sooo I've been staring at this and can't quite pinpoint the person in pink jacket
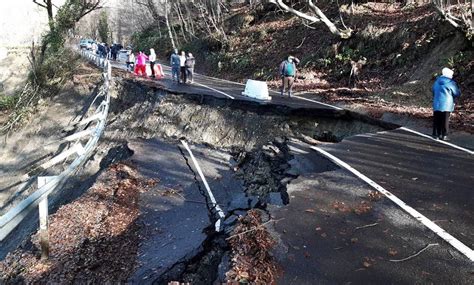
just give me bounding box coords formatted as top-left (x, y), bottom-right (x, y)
top-left (134, 51), bottom-right (148, 76)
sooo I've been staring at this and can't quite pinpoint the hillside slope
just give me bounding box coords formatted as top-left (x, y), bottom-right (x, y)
top-left (134, 3), bottom-right (472, 132)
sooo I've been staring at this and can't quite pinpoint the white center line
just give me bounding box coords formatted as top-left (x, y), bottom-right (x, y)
top-left (192, 82), bottom-right (235, 100)
top-left (311, 146), bottom-right (474, 262)
top-left (180, 140), bottom-right (226, 232)
top-left (292, 95), bottom-right (344, 110)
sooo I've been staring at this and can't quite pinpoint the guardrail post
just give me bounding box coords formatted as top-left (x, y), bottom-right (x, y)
top-left (107, 61), bottom-right (112, 80)
top-left (37, 176), bottom-right (55, 260)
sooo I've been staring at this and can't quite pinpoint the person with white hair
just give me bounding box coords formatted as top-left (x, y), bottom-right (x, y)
top-left (149, 48), bottom-right (156, 78)
top-left (185, 52), bottom-right (195, 84)
top-left (432, 67), bottom-right (461, 140)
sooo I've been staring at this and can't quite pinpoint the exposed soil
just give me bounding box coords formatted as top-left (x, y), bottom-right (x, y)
top-left (109, 78), bottom-right (386, 152)
top-left (0, 61), bottom-right (103, 216)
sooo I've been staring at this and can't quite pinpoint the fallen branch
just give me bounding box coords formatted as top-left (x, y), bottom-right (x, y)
top-left (390, 243), bottom-right (439, 262)
top-left (354, 222), bottom-right (378, 231)
top-left (296, 37), bottom-right (307, 49)
top-left (226, 218), bottom-right (284, 240)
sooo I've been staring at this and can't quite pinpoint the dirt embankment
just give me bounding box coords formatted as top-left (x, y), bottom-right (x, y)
top-left (0, 163), bottom-right (146, 283)
top-left (0, 62), bottom-right (103, 216)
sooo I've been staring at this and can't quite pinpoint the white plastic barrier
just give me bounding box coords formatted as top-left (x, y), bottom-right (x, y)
top-left (241, 79), bottom-right (271, 101)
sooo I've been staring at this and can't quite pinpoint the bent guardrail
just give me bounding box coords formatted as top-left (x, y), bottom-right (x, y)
top-left (0, 52), bottom-right (111, 259)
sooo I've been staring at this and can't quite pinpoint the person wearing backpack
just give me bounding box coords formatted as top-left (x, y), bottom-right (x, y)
top-left (279, 56), bottom-right (300, 97)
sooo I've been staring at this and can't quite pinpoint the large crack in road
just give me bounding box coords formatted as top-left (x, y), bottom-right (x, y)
top-left (9, 74), bottom-right (471, 284)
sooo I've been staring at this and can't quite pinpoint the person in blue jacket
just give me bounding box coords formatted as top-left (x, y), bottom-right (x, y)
top-left (432, 67), bottom-right (461, 140)
top-left (170, 49), bottom-right (181, 82)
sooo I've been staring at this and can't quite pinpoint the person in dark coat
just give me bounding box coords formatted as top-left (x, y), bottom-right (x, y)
top-left (432, 67), bottom-right (461, 141)
top-left (170, 49), bottom-right (180, 82)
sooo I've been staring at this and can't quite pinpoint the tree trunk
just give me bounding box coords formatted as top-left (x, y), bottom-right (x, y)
top-left (164, 0), bottom-right (176, 49)
top-left (268, 0), bottom-right (352, 39)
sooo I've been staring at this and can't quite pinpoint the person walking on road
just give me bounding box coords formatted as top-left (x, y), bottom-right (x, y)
top-left (170, 49), bottom-right (180, 82)
top-left (126, 50), bottom-right (135, 72)
top-left (135, 51), bottom-right (148, 77)
top-left (179, 51), bottom-right (187, 84)
top-left (185, 52), bottom-right (195, 84)
top-left (432, 67), bottom-right (461, 141)
top-left (149, 48), bottom-right (157, 78)
top-left (279, 55), bottom-right (300, 97)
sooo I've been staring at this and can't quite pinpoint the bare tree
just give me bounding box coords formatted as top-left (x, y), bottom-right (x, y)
top-left (33, 0), bottom-right (54, 22)
top-left (268, 0), bottom-right (352, 39)
top-left (164, 0), bottom-right (177, 49)
top-left (35, 0), bottom-right (103, 64)
top-left (432, 0), bottom-right (473, 38)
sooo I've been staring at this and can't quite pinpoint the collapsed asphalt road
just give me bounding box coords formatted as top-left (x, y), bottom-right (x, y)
top-left (1, 57), bottom-right (473, 284)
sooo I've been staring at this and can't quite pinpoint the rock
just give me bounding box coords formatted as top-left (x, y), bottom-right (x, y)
top-left (248, 195), bottom-right (259, 208)
top-left (274, 136), bottom-right (285, 145)
top-left (267, 192), bottom-right (284, 206)
top-left (228, 193), bottom-right (249, 211)
top-left (285, 158), bottom-right (301, 176)
top-left (223, 215), bottom-right (238, 227)
top-left (228, 193), bottom-right (259, 211)
top-left (280, 177), bottom-right (293, 185)
top-left (262, 144), bottom-right (280, 154)
top-left (214, 252), bottom-right (230, 285)
top-left (233, 210), bottom-right (247, 217)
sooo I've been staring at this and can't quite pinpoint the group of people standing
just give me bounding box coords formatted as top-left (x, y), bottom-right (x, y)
top-left (125, 48), bottom-right (164, 79)
top-left (170, 49), bottom-right (195, 84)
top-left (122, 47), bottom-right (460, 141)
top-left (125, 48), bottom-right (195, 84)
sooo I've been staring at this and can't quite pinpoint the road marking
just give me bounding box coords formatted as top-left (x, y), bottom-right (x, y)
top-left (399, 127), bottom-right (473, 155)
top-left (311, 146), bottom-right (474, 262)
top-left (115, 60), bottom-right (343, 109)
top-left (192, 82), bottom-right (235, 100)
top-left (180, 140), bottom-right (226, 232)
top-left (292, 95), bottom-right (343, 110)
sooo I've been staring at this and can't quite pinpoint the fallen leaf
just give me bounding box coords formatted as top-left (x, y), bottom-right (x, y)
top-left (315, 227), bottom-right (322, 231)
top-left (351, 238), bottom-right (358, 243)
top-left (388, 248), bottom-right (398, 256)
top-left (363, 261), bottom-right (371, 268)
top-left (305, 209), bottom-right (316, 213)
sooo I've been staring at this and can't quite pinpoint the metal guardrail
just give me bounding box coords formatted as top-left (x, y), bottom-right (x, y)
top-left (0, 51), bottom-right (111, 259)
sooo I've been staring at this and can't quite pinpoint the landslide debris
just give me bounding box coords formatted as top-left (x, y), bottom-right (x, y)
top-left (0, 163), bottom-right (150, 283)
top-left (225, 209), bottom-right (279, 284)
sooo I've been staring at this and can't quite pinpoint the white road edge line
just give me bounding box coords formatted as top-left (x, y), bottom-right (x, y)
top-left (189, 82), bottom-right (235, 100)
top-left (399, 127), bottom-right (473, 155)
top-left (180, 140), bottom-right (226, 232)
top-left (292, 95), bottom-right (344, 110)
top-left (311, 146), bottom-right (474, 262)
